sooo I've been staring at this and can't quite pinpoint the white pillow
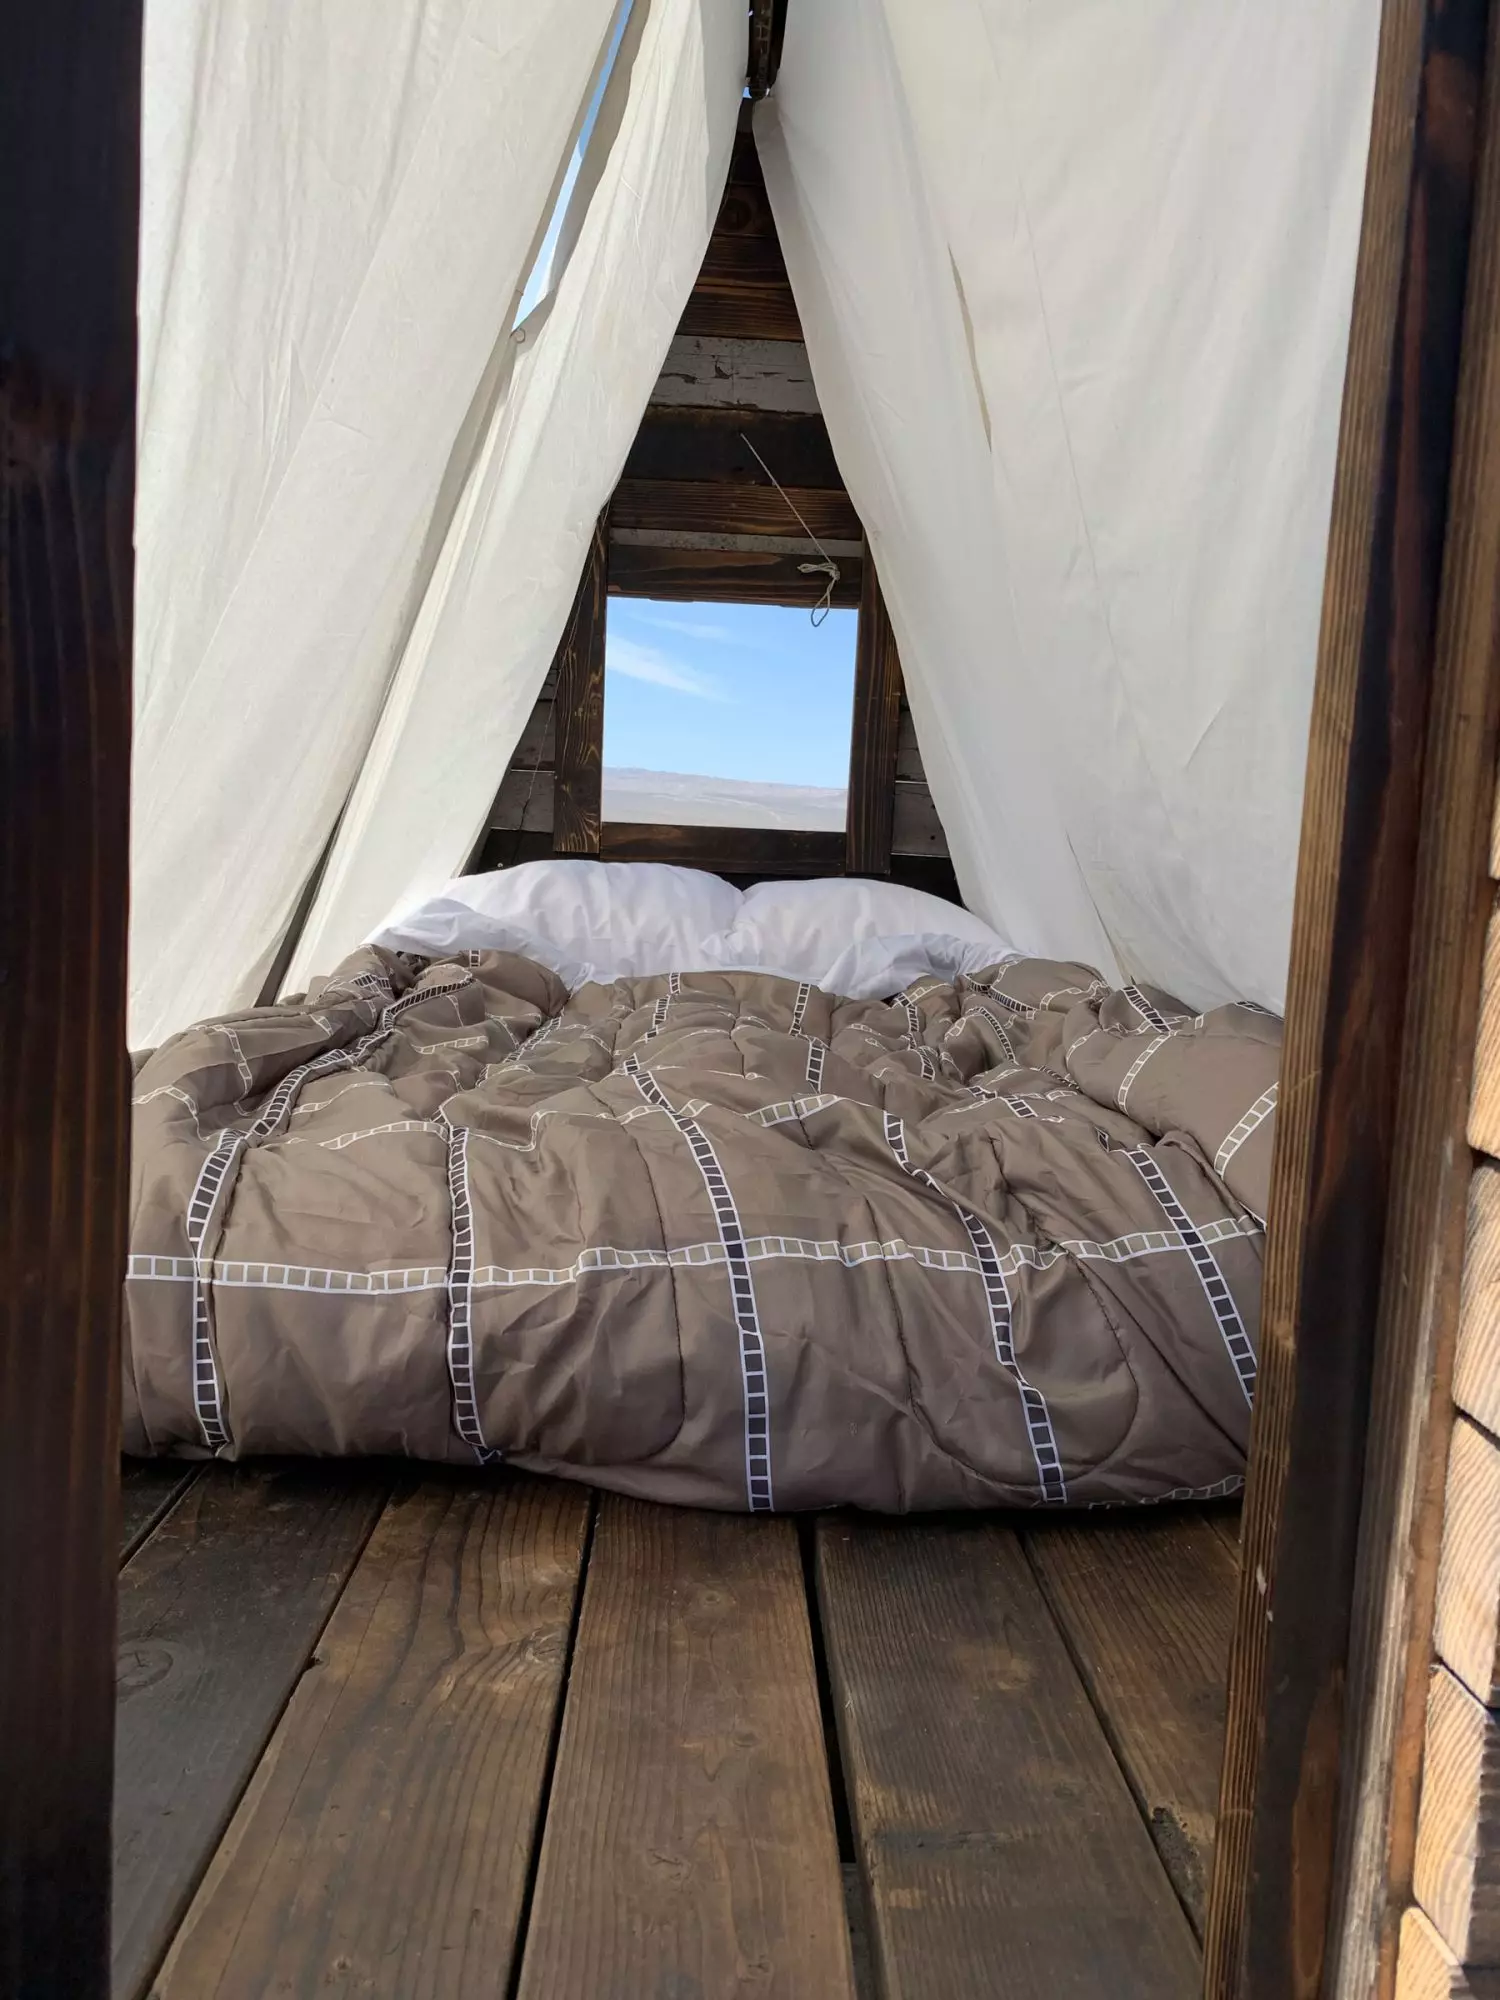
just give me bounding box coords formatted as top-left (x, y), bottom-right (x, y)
top-left (368, 859), bottom-right (743, 983)
top-left (699, 878), bottom-right (1011, 993)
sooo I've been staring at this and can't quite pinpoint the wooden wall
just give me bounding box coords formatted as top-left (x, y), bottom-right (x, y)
top-left (1392, 885), bottom-right (1500, 1999)
top-left (477, 119), bottom-right (954, 894)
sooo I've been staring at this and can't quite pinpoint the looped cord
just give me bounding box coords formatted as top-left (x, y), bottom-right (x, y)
top-left (738, 432), bottom-right (842, 626)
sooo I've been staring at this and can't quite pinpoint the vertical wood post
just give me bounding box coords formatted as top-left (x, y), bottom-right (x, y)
top-left (1204, 3), bottom-right (1493, 1995)
top-left (0, 3), bottom-right (141, 1994)
top-left (1330, 6), bottom-right (1500, 1991)
top-left (845, 559), bottom-right (903, 879)
top-left (552, 512), bottom-right (610, 856)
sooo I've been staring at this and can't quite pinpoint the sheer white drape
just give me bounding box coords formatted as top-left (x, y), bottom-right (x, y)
top-left (131, 0), bottom-right (622, 1046)
top-left (760, 0), bottom-right (1379, 1010)
top-left (286, 0), bottom-right (747, 990)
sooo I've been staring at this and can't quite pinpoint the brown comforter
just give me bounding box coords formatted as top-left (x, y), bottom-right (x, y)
top-left (125, 948), bottom-right (1279, 1511)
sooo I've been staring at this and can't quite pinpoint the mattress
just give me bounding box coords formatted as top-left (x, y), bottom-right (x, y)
top-left (124, 946), bottom-right (1277, 1511)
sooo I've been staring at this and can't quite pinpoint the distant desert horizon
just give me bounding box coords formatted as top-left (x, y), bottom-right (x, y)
top-left (602, 766), bottom-right (848, 831)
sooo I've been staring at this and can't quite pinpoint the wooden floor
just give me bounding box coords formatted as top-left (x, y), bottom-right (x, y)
top-left (115, 1460), bottom-right (1239, 2000)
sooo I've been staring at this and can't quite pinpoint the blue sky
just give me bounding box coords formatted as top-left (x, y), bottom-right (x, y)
top-left (603, 599), bottom-right (858, 786)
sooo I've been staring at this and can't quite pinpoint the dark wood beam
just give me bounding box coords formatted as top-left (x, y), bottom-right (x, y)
top-left (608, 541), bottom-right (863, 608)
top-left (748, 0), bottom-right (778, 100)
top-left (1203, 3), bottom-right (1494, 1995)
top-left (0, 2), bottom-right (141, 1992)
top-left (601, 824), bottom-right (846, 876)
top-left (624, 409), bottom-right (844, 489)
top-left (845, 564), bottom-right (903, 877)
top-left (552, 513), bottom-right (610, 856)
top-left (612, 477), bottom-right (860, 543)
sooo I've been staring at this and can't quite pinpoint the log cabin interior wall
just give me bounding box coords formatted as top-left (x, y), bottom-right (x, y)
top-left (476, 109), bottom-right (956, 894)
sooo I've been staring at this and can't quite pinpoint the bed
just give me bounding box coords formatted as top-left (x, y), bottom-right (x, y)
top-left (124, 865), bottom-right (1276, 1511)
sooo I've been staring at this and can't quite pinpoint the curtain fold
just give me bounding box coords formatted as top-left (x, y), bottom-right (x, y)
top-left (131, 0), bottom-right (622, 1046)
top-left (285, 0), bottom-right (747, 991)
top-left (760, 0), bottom-right (1379, 1010)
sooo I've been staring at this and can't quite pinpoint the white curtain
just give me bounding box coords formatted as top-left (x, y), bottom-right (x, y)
top-left (286, 0), bottom-right (747, 990)
top-left (760, 0), bottom-right (1379, 1011)
top-left (131, 0), bottom-right (624, 1047)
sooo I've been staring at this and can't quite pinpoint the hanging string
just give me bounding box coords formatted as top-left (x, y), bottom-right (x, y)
top-left (738, 431), bottom-right (842, 626)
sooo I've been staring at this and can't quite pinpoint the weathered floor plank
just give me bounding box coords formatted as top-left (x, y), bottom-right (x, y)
top-left (113, 1462), bottom-right (389, 2000)
top-left (817, 1515), bottom-right (1201, 2000)
top-left (1023, 1510), bottom-right (1237, 1933)
top-left (120, 1459), bottom-right (201, 1563)
top-left (516, 1497), bottom-right (855, 2000)
top-left (152, 1475), bottom-right (589, 2000)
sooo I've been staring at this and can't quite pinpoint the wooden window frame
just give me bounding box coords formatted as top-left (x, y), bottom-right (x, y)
top-left (553, 508), bottom-right (903, 880)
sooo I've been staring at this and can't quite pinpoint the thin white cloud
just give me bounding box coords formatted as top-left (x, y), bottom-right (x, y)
top-left (605, 635), bottom-right (729, 701)
top-left (631, 610), bottom-right (749, 647)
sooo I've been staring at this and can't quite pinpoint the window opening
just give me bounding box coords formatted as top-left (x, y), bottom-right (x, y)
top-left (513, 0), bottom-right (635, 328)
top-left (602, 596), bottom-right (858, 829)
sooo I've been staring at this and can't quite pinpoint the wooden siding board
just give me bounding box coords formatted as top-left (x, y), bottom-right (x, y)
top-left (1435, 1416), bottom-right (1500, 1710)
top-left (1456, 1166), bottom-right (1500, 1439)
top-left (1397, 1905), bottom-right (1500, 1997)
top-left (489, 768), bottom-right (555, 835)
top-left (1413, 1667), bottom-right (1500, 1966)
top-left (845, 564), bottom-right (903, 876)
top-left (551, 513), bottom-right (608, 856)
top-left (649, 334), bottom-right (819, 414)
top-left (1207, 4), bottom-right (1495, 1994)
top-left (892, 781), bottom-right (949, 858)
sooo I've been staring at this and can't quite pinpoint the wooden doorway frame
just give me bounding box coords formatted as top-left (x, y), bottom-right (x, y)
top-left (1, 2), bottom-right (141, 1991)
top-left (6, 4), bottom-right (1500, 1995)
top-left (1204, 3), bottom-right (1500, 1995)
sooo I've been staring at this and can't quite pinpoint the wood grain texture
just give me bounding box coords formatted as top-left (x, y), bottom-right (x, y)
top-left (1414, 1667), bottom-right (1500, 1966)
top-left (600, 822), bottom-right (846, 875)
top-left (625, 407), bottom-right (844, 489)
top-left (650, 333), bottom-right (820, 413)
top-left (1436, 1417), bottom-right (1500, 1708)
top-left (895, 702), bottom-right (928, 784)
top-left (608, 538), bottom-right (862, 607)
top-left (678, 137), bottom-right (802, 344)
top-left (113, 1464), bottom-right (389, 2000)
top-left (1207, 6), bottom-right (1493, 1996)
top-left (120, 1462), bottom-right (201, 1565)
top-left (611, 476), bottom-right (860, 543)
top-left (891, 782), bottom-right (949, 858)
top-left (489, 767), bottom-right (555, 834)
top-left (1469, 893), bottom-right (1500, 1153)
top-left (551, 512), bottom-right (608, 856)
top-left (516, 1499), bottom-right (854, 2000)
top-left (1330, 7), bottom-right (1500, 1991)
top-left (816, 1517), bottom-right (1200, 2000)
top-left (1455, 1167), bottom-right (1500, 1437)
top-left (1024, 1511), bottom-right (1237, 1936)
top-left (1, 5), bottom-right (142, 1992)
top-left (748, 0), bottom-right (777, 98)
top-left (152, 1477), bottom-right (589, 2000)
top-left (1398, 1905), bottom-right (1500, 1998)
top-left (845, 563), bottom-right (902, 876)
